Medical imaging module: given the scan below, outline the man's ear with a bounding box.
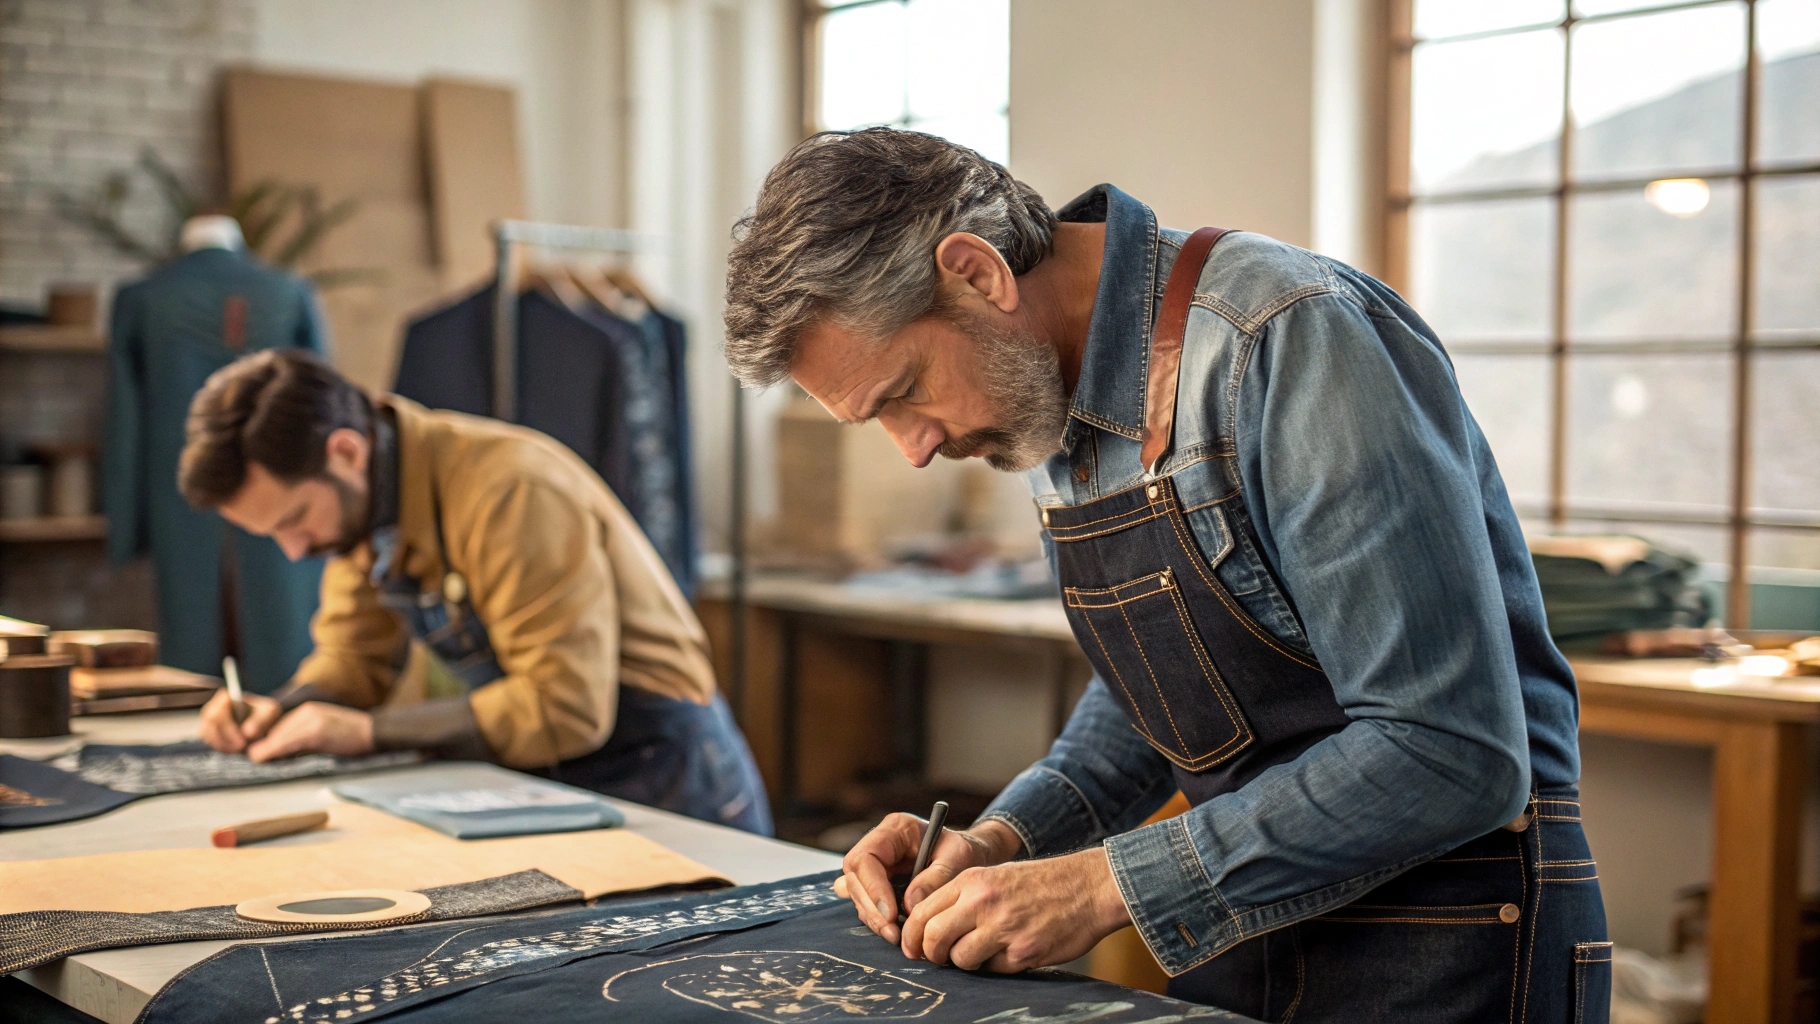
[934,232,1019,315]
[323,427,370,480]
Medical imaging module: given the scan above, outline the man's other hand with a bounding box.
[900,847,1132,973]
[198,691,282,754]
[245,701,375,763]
[834,814,1022,946]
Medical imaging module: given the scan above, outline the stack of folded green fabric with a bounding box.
[1529,535,1712,650]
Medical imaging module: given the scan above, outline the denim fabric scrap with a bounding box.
[0,755,136,829]
[0,870,583,976]
[138,871,1259,1024]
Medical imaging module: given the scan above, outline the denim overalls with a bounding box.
[1046,229,1610,1022]
[368,471,772,837]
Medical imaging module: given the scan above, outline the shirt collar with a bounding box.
[1057,184,1161,443]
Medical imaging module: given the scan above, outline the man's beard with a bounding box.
[934,313,1069,473]
[306,474,371,558]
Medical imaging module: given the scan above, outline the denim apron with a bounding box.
[1047,229,1609,1022]
[368,484,773,837]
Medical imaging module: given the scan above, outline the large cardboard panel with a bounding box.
[423,78,526,291]
[220,68,443,391]
[0,802,726,914]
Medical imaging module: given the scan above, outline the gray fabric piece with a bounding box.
[0,870,584,975]
[57,743,420,796]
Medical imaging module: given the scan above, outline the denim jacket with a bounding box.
[977,185,1581,976]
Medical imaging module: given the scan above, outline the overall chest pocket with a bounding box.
[1064,569,1253,771]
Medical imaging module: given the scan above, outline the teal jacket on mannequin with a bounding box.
[104,246,328,692]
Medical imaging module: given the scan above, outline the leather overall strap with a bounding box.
[1141,226,1233,474]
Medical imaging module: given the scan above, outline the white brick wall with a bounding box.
[0,0,254,308]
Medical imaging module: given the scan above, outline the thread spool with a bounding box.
[0,654,73,738]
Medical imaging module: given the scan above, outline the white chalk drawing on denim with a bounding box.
[266,882,843,1023]
[972,1004,1231,1024]
[602,951,944,1021]
[65,747,417,795]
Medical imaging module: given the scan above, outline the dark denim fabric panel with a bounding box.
[1165,793,1608,1024]
[0,870,582,975]
[142,872,1257,1024]
[0,755,133,829]
[541,689,774,837]
[138,873,847,1024]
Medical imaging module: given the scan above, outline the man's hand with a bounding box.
[901,847,1132,973]
[245,702,375,763]
[835,815,1022,945]
[198,691,283,754]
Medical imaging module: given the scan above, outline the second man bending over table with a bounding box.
[182,349,771,835]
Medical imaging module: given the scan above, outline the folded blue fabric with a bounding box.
[333,762,624,838]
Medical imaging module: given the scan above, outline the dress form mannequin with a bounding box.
[179,215,245,253]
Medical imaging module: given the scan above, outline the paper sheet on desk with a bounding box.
[0,801,728,914]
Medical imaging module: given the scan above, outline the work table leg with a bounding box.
[1707,720,1804,1024]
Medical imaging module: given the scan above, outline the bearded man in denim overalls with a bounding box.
[182,349,771,836]
[722,127,1609,1023]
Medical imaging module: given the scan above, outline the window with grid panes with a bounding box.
[1392,0,1820,625]
[807,0,1009,165]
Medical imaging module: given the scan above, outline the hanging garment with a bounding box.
[105,247,329,691]
[0,742,417,829]
[137,871,1258,1024]
[394,286,698,595]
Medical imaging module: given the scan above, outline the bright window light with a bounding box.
[1643,177,1711,217]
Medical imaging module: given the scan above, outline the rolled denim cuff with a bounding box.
[976,765,1106,859]
[1103,815,1240,976]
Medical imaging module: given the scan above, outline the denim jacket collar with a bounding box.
[1057,184,1162,447]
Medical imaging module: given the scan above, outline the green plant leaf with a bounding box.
[272,195,361,269]
[305,267,388,291]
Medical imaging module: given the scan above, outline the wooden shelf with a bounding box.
[0,515,107,542]
[0,325,105,353]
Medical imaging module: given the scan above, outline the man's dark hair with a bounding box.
[178,349,374,509]
[723,127,1057,387]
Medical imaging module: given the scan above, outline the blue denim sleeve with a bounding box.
[976,677,1177,858]
[1102,290,1533,975]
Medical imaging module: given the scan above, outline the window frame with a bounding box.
[799,0,1009,155]
[1384,0,1820,626]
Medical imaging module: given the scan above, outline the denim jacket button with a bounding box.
[1041,509,1051,527]
[1074,464,1090,483]
[1499,903,1521,923]
[1146,483,1159,500]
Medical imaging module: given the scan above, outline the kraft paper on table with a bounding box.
[0,801,728,915]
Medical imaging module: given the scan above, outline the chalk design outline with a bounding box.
[263,881,842,1023]
[601,950,944,1021]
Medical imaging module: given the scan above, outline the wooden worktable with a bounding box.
[0,710,841,1024]
[704,574,1817,1024]
[1574,657,1819,1024]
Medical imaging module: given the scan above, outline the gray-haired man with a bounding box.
[722,127,1605,1022]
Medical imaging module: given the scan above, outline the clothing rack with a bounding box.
[485,219,751,717]
[490,219,652,422]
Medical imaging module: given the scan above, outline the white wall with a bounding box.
[625,0,797,555]
[1009,0,1316,245]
